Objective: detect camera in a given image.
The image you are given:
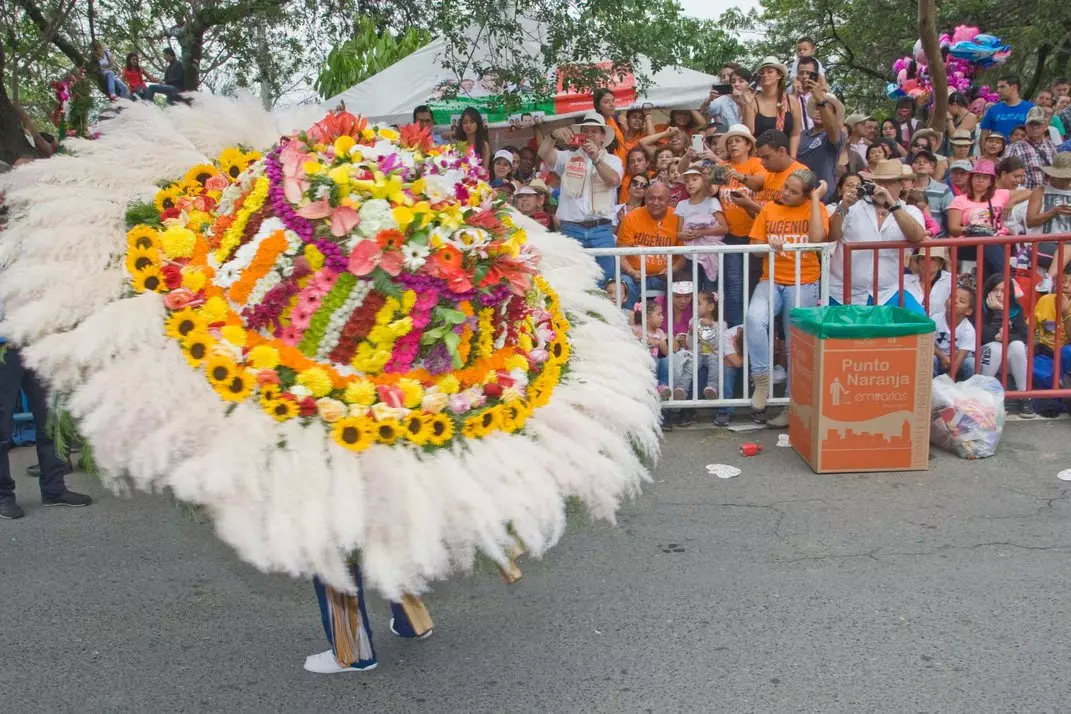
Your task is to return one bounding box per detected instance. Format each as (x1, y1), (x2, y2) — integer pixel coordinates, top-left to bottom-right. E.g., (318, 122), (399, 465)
(859, 181), (877, 198)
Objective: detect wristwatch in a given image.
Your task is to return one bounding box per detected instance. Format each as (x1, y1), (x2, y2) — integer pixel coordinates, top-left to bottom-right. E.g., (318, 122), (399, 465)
(889, 201), (904, 212)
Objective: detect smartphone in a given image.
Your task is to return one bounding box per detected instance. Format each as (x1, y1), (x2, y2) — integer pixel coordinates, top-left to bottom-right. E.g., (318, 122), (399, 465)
(691, 134), (705, 153)
(711, 83), (732, 95)
(569, 134), (585, 149)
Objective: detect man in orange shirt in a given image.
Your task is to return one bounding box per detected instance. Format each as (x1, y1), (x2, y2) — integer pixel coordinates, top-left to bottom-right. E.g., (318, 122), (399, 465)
(616, 182), (684, 301)
(746, 167), (830, 427)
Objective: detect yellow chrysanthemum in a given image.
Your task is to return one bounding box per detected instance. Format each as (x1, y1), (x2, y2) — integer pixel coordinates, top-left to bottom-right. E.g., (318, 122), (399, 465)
(263, 397), (298, 422)
(214, 369), (255, 403)
(247, 345), (280, 370)
(181, 330), (214, 368)
(159, 225), (197, 259)
(131, 266), (167, 294)
(332, 415), (376, 452)
(402, 413), (432, 446)
(127, 225), (160, 252)
(436, 375), (460, 395)
(204, 354), (238, 387)
(518, 333), (534, 352)
(181, 268), (208, 292)
(153, 184), (184, 212)
(504, 355), (529, 372)
(220, 325), (247, 348)
(401, 290), (418, 312)
(165, 308), (206, 341)
(183, 163), (221, 187)
(426, 414), (454, 446)
(200, 296), (229, 323)
(396, 378), (423, 409)
(125, 247), (159, 275)
(342, 380), (377, 406)
(296, 367), (333, 398)
(304, 244), (325, 271)
(372, 419), (402, 446)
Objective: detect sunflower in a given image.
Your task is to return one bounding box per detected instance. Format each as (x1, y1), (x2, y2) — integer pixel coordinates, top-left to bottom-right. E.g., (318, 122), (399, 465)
(181, 331), (214, 368)
(127, 225), (161, 252)
(402, 413), (432, 446)
(183, 163), (221, 188)
(125, 247), (160, 274)
(500, 401), (530, 433)
(153, 184), (185, 212)
(263, 397), (298, 422)
(165, 308), (206, 340)
(426, 414), (455, 446)
(372, 418), (402, 446)
(131, 266), (167, 293)
(178, 177), (204, 196)
(204, 353), (238, 387)
(332, 415), (375, 452)
(217, 146), (257, 179)
(258, 383), (282, 403)
(548, 337), (570, 364)
(214, 369), (255, 403)
(462, 406), (503, 440)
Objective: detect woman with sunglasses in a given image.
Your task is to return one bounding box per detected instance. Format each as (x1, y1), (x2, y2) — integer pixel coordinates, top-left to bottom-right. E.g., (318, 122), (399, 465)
(614, 174), (649, 228)
(619, 146), (653, 202)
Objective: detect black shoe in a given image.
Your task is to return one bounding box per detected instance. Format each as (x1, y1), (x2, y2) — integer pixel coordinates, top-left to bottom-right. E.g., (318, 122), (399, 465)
(751, 408), (768, 425)
(661, 409), (675, 431)
(41, 490), (93, 508)
(677, 410), (696, 427)
(0, 500), (25, 519)
(1019, 399), (1036, 419)
(713, 412), (731, 428)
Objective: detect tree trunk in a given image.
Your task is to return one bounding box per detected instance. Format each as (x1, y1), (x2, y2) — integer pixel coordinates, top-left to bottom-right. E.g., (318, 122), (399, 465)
(0, 45), (38, 165)
(256, 21), (273, 110)
(919, 0), (947, 136)
(1023, 43), (1053, 100)
(181, 28), (205, 90)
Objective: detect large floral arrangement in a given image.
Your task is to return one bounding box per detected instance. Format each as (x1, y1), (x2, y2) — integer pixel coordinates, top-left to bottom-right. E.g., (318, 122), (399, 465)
(123, 111), (569, 453)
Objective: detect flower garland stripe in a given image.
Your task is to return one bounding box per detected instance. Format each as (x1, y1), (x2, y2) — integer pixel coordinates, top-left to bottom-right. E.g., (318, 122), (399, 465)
(328, 292), (385, 365)
(316, 281), (372, 361)
(213, 176), (269, 264)
(296, 273), (357, 357)
(228, 231), (289, 304)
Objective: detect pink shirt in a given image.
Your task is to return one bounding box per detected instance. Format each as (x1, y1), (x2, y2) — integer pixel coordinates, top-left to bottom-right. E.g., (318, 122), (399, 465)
(949, 188), (1011, 235)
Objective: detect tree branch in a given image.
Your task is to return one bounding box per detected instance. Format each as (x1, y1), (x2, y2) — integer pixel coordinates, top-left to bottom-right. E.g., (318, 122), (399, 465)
(824, 7), (890, 82)
(1023, 42), (1053, 99)
(15, 0), (89, 71)
(919, 0), (947, 132)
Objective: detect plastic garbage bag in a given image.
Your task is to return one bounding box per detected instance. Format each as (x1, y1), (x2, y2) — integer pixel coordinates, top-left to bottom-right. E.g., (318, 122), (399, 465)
(930, 375), (1005, 459)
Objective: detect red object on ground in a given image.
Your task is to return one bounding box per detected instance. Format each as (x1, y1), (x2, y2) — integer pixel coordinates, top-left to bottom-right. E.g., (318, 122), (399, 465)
(739, 442), (763, 457)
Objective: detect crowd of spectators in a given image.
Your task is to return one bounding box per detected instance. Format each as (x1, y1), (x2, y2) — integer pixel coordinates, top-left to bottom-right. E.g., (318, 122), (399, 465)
(422, 38), (1071, 427)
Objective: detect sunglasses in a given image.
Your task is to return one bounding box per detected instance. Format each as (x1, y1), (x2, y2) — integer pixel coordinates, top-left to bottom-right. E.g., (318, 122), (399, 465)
(631, 179), (649, 187)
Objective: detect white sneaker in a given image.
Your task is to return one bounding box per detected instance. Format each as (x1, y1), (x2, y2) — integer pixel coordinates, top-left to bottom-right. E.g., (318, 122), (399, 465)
(767, 409), (790, 428)
(302, 649), (377, 674)
(390, 618), (434, 640)
(772, 365), (787, 384)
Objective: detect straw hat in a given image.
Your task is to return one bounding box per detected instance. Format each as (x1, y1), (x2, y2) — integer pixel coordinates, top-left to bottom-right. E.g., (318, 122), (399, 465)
(570, 111), (615, 147)
(950, 129), (973, 146)
(900, 163), (915, 180)
(522, 177), (550, 194)
(844, 113), (872, 128)
(1042, 152), (1071, 179)
(911, 246), (950, 272)
(910, 127), (940, 146)
(756, 56), (789, 77)
(859, 159), (907, 181)
(721, 123), (755, 146)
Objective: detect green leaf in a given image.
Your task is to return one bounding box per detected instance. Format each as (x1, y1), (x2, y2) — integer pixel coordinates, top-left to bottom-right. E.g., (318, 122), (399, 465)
(434, 306), (467, 326)
(443, 331), (463, 368)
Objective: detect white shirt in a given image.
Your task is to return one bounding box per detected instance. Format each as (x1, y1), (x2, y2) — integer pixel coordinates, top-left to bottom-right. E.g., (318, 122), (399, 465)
(904, 270), (952, 318)
(789, 56), (826, 79)
(552, 149), (623, 223)
(722, 325), (743, 359)
(933, 312), (977, 355)
(829, 201), (925, 306)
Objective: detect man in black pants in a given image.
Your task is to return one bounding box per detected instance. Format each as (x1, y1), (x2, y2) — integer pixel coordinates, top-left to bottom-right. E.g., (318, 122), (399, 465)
(0, 347), (92, 519)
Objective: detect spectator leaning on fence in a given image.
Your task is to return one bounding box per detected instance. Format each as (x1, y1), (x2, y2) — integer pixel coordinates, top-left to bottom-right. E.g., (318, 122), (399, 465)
(539, 111), (623, 283)
(1032, 263), (1071, 398)
(828, 158), (928, 314)
(977, 275), (1034, 417)
(747, 167), (829, 428)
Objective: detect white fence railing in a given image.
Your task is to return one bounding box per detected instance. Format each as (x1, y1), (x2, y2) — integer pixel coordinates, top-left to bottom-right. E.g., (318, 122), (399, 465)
(585, 242), (835, 409)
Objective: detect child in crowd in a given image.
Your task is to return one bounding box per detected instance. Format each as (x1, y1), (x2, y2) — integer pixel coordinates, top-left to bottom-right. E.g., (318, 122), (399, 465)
(933, 276), (977, 380)
(713, 325), (745, 427)
(1032, 263), (1071, 415)
(605, 278), (631, 319)
(666, 159), (688, 206)
(674, 291), (724, 401)
(675, 165), (728, 290)
(904, 246), (952, 318)
(512, 179), (554, 230)
(978, 275), (1034, 417)
(654, 147), (676, 182)
(903, 190), (942, 236)
(632, 301), (671, 399)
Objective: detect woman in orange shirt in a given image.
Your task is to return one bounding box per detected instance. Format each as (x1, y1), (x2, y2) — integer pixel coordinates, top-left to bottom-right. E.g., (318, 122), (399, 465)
(714, 124), (767, 326)
(594, 88), (628, 164)
(746, 168), (829, 426)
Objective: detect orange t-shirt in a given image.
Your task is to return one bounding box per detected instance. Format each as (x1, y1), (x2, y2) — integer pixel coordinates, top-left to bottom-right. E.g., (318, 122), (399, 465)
(716, 156), (767, 238)
(749, 200), (828, 285)
(754, 160), (808, 206)
(618, 169), (652, 203)
(617, 206), (681, 276)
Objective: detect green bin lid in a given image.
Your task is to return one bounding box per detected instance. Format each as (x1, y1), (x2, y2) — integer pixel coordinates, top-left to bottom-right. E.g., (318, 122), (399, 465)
(789, 305), (935, 339)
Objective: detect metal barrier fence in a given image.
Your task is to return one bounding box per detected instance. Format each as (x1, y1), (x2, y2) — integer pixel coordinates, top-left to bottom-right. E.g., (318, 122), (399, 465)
(842, 233), (1071, 401)
(586, 243), (835, 409)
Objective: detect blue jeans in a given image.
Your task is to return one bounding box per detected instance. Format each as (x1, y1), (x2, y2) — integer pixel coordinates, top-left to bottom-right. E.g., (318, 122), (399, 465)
(933, 354), (976, 380)
(746, 280), (821, 396)
(621, 274), (668, 303)
(102, 70), (129, 98)
(656, 356), (670, 387)
(0, 348), (72, 502)
(829, 290), (926, 316)
(138, 83), (180, 104)
(711, 365), (741, 416)
(560, 221), (615, 285)
(721, 235), (749, 327)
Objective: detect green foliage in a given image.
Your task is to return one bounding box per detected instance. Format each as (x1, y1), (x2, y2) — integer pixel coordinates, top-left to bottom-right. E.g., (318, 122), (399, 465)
(125, 201), (161, 229)
(315, 16), (431, 100)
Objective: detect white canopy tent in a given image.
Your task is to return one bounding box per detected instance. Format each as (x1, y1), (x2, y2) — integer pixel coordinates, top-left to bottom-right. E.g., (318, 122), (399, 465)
(291, 24), (721, 148)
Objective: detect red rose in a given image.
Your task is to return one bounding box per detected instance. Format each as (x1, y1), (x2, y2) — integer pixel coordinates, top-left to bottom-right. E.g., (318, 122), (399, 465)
(161, 264), (182, 290)
(299, 397), (317, 417)
(483, 382), (503, 398)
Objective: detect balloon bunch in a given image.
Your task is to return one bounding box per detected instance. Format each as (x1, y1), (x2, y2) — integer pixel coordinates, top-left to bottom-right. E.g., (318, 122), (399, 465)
(887, 25), (1009, 103)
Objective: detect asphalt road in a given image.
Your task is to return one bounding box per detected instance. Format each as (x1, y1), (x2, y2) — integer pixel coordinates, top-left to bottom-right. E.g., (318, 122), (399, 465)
(3, 418), (1071, 713)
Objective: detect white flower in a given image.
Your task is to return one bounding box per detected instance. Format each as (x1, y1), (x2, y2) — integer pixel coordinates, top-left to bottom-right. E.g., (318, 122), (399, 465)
(356, 198), (398, 239)
(423, 171), (463, 201)
(290, 384), (312, 398)
(401, 242), (430, 270)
